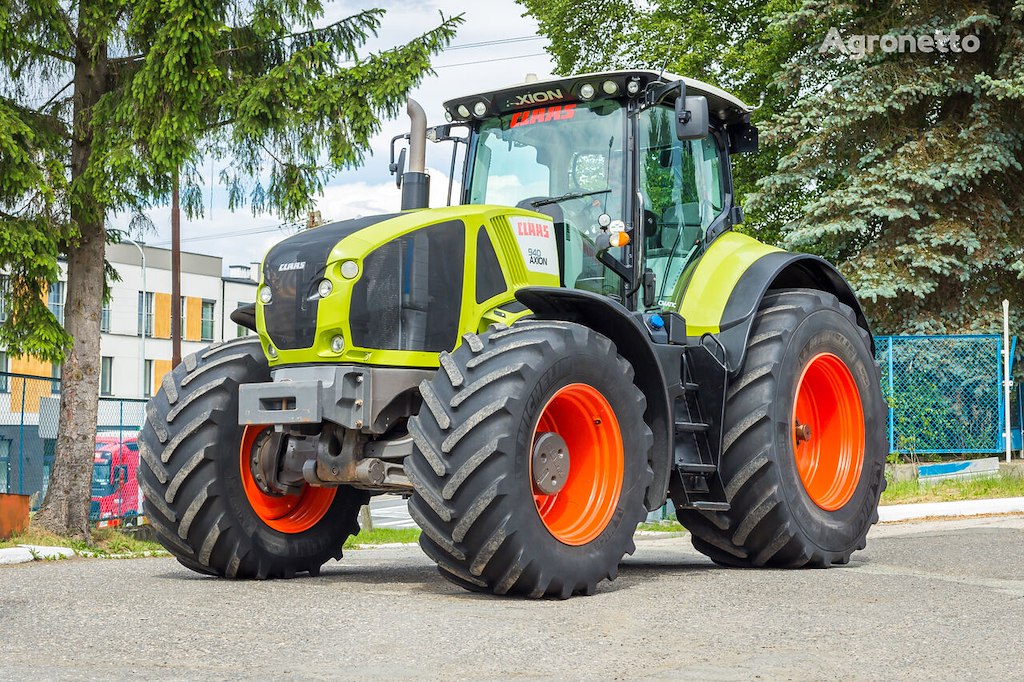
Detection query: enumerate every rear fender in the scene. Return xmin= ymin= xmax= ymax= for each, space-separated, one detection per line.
xmin=716 ymin=252 xmax=874 ymax=374
xmin=514 ymin=287 xmax=673 ymax=511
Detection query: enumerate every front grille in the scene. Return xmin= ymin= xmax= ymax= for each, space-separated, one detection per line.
xmin=349 ymin=220 xmax=465 ymax=352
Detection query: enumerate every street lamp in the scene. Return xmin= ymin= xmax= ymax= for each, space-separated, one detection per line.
xmin=112 ymin=232 xmax=147 ymax=398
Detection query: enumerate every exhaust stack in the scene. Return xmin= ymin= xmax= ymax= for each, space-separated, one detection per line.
xmin=401 ymin=99 xmax=430 ymax=210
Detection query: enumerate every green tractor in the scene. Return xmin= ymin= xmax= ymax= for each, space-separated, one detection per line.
xmin=139 ymin=71 xmax=886 ymax=597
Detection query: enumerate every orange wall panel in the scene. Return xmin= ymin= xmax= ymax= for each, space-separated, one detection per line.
xmin=152 ymin=359 xmax=172 ymax=395
xmin=7 ymin=356 xmax=53 ymax=414
xmin=153 ymin=292 xmax=171 ymax=339
xmin=186 ymin=296 xmax=203 ymax=342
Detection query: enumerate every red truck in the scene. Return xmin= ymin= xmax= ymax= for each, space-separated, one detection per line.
xmin=91 ymin=431 xmax=142 ymax=528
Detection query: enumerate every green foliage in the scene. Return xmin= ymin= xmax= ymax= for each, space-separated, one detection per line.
xmin=343 ymin=527 xmax=420 ymax=548
xmin=751 ymin=1 xmax=1024 ymax=333
xmin=0 ymin=1 xmax=462 ymax=360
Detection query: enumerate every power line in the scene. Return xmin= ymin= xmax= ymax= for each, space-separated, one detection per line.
xmin=434 ymin=52 xmax=549 ymax=70
xmin=445 ymin=36 xmax=544 ymax=51
xmin=150 ymin=221 xmax=302 ymax=247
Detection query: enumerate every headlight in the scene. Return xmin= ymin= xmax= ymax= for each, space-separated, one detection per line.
xmin=579 ymin=83 xmax=595 ymax=100
xmin=473 ymin=101 xmax=487 ymax=117
xmin=331 ymin=335 xmax=345 ymax=353
xmin=259 ymin=287 xmax=272 ymax=304
xmin=317 ymin=279 xmax=333 ymax=298
xmin=340 ymin=261 xmax=359 ymax=279
xmin=602 ymin=80 xmax=618 ymax=95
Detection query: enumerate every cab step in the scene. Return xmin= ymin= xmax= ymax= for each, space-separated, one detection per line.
xmin=674 ymin=420 xmax=709 ymax=433
xmin=677 ymin=462 xmax=717 ymax=474
xmin=691 ymin=501 xmax=730 ymax=512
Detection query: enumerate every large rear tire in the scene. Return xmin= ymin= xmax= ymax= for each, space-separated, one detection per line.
xmin=674 ymin=289 xmax=886 ymax=567
xmin=407 ymin=321 xmax=654 ymax=598
xmin=138 ymin=337 xmax=368 ymax=578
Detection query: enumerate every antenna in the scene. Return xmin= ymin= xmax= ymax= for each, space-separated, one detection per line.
xmin=657 ymin=53 xmax=670 ymax=81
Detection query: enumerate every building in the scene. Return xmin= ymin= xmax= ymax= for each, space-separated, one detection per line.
xmin=0 ymin=243 xmax=259 ymax=399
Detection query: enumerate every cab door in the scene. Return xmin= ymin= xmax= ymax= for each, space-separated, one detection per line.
xmin=637 ymin=105 xmax=726 ymax=311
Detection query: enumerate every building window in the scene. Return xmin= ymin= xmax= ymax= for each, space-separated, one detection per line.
xmin=48 ymin=281 xmax=65 ymax=326
xmin=51 ymin=363 xmax=61 ymax=394
xmin=236 ymin=301 xmax=249 ymax=337
xmin=144 ymin=359 xmax=153 ymax=398
xmin=100 ymin=301 xmax=111 ymax=333
xmin=201 ymin=300 xmax=215 ymax=341
xmin=0 ymin=351 xmax=7 ymax=393
xmin=138 ymin=291 xmax=153 ymax=337
xmin=100 ymin=356 xmax=113 ymax=396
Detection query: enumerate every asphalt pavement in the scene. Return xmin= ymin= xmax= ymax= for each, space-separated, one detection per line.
xmin=2 ymin=515 xmax=1023 ymax=680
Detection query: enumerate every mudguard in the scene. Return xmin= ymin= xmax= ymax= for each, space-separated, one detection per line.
xmin=678 ymin=233 xmax=873 ymax=374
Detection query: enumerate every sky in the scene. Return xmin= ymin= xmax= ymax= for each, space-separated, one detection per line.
xmin=111 ymin=0 xmax=558 ymax=271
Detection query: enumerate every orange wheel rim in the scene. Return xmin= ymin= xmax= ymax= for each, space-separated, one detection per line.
xmin=792 ymin=353 xmax=865 ymax=511
xmin=531 ymin=383 xmax=624 ymax=546
xmin=239 ymin=425 xmax=336 ymax=533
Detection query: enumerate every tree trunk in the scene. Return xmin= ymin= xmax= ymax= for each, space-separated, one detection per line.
xmin=34 ymin=40 xmax=108 ymax=541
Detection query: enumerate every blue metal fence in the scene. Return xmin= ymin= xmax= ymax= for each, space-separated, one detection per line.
xmin=0 ymin=371 xmax=145 ymax=519
xmin=875 ymin=334 xmax=1018 ymax=455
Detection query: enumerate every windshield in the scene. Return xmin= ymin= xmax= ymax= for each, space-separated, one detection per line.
xmin=91 ymin=454 xmax=112 ymax=497
xmin=468 ymin=100 xmax=627 ymax=298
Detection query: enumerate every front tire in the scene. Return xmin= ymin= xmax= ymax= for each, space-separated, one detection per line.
xmin=407 ymin=321 xmax=654 ymax=598
xmin=674 ymin=289 xmax=887 ymax=567
xmin=138 ymin=337 xmax=368 ymax=578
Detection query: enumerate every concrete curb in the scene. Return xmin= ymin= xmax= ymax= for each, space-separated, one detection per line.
xmin=878 ymin=497 xmax=1024 ymax=522
xmin=5 ymin=498 xmax=1024 ymax=565
xmin=0 ymin=545 xmax=75 ymax=565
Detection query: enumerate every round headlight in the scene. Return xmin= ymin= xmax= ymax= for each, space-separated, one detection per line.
xmin=317 ymin=279 xmax=333 ymax=298
xmin=457 ymin=104 xmax=470 ymax=118
xmin=473 ymin=101 xmax=487 ymax=117
xmin=267 ymin=345 xmax=277 ymax=358
xmin=259 ymin=287 xmax=272 ymax=304
xmin=602 ymin=80 xmax=618 ymax=95
xmin=340 ymin=261 xmax=359 ymax=279
xmin=444 ymin=110 xmax=453 ymax=122
xmin=626 ymin=79 xmax=640 ymax=95
xmin=331 ymin=335 xmax=345 ymax=353
xmin=579 ymin=83 xmax=595 ymax=100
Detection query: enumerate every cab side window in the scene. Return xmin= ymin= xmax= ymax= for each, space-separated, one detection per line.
xmin=638 ymin=106 xmax=724 ymax=306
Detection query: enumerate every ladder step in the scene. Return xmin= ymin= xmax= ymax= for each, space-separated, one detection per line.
xmin=692 ymin=501 xmax=730 ymax=512
xmin=683 ymin=382 xmax=699 ymax=391
xmin=674 ymin=420 xmax=709 ymax=433
xmin=678 ymin=462 xmax=716 ymax=474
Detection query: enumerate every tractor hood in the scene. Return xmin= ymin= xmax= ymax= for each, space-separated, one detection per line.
xmin=256 ymin=205 xmax=559 ymax=369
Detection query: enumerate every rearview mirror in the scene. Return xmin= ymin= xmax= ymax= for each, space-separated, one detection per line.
xmin=675 ymin=95 xmax=709 ymax=141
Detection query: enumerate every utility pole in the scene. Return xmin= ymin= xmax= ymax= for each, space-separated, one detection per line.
xmin=171 ymin=168 xmax=182 ymax=367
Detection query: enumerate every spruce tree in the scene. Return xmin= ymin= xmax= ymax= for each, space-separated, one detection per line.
xmin=752 ymin=1 xmax=1024 ymax=333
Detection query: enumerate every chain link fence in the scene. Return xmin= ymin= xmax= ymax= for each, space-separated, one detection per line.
xmin=0 ymin=371 xmax=145 ymax=523
xmin=875 ymin=335 xmax=1018 ymax=455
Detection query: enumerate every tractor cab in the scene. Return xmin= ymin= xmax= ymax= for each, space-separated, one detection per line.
xmin=438 ymin=71 xmax=757 ymax=311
